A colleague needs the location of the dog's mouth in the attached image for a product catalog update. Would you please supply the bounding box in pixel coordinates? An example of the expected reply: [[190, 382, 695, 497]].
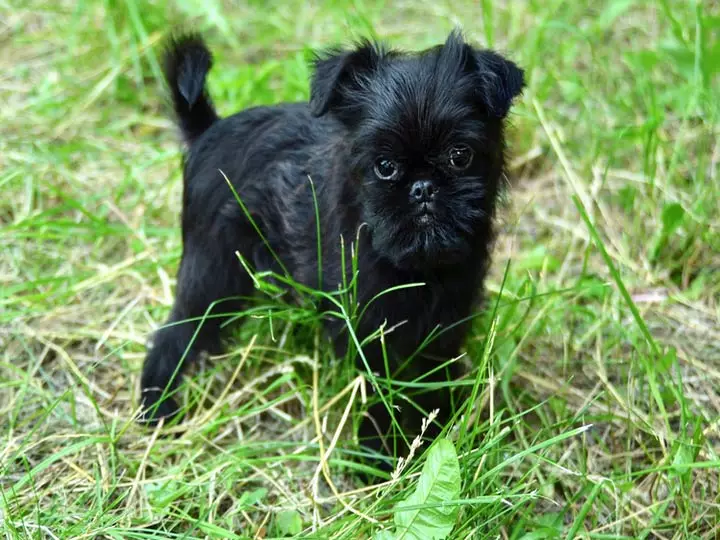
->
[[415, 202, 436, 225], [377, 204, 469, 269]]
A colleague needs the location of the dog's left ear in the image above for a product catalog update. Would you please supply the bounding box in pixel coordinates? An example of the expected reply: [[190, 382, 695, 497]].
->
[[309, 42, 384, 122], [470, 48, 525, 118], [443, 30, 525, 118]]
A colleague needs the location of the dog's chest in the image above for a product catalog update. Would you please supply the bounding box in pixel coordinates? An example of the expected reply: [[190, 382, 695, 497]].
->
[[355, 274, 461, 354]]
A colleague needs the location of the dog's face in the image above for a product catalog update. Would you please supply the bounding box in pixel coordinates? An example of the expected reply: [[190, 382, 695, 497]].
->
[[310, 31, 524, 270]]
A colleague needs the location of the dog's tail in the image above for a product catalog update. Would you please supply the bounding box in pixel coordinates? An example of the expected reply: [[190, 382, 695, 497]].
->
[[162, 34, 219, 145]]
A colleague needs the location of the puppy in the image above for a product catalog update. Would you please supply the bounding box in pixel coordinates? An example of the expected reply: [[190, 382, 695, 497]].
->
[[141, 30, 524, 463]]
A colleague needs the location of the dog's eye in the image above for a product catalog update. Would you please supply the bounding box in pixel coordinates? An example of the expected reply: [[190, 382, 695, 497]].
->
[[374, 158, 399, 180], [448, 144, 474, 171]]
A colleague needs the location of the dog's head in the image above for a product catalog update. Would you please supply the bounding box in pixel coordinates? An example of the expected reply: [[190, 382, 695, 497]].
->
[[310, 30, 524, 270]]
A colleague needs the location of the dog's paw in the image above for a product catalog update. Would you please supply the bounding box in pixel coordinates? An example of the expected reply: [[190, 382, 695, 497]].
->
[[139, 389, 182, 426]]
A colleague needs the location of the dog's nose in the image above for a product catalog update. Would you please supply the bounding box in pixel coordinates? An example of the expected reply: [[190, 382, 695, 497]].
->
[[410, 180, 435, 202]]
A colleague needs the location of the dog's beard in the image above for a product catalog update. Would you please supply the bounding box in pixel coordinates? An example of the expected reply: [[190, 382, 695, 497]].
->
[[377, 221, 469, 268], [365, 177, 491, 270]]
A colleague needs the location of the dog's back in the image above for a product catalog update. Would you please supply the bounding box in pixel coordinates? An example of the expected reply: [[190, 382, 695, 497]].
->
[[162, 35, 342, 252]]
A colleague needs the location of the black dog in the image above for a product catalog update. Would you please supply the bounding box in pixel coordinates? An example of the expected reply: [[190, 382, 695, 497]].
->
[[140, 30, 524, 463]]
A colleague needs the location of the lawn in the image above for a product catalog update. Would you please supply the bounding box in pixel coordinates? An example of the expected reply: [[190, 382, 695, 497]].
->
[[1, 0, 719, 538]]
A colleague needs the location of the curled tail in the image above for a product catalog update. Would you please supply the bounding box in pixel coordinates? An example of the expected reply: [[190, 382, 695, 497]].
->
[[163, 34, 219, 145]]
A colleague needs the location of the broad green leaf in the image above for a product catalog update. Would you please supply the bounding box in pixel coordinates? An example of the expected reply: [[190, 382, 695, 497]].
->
[[617, 185, 637, 212], [652, 202, 686, 261], [670, 442, 696, 477], [661, 202, 685, 236], [393, 439, 461, 540], [373, 531, 396, 540], [238, 487, 267, 508], [274, 509, 303, 537], [657, 347, 677, 374]]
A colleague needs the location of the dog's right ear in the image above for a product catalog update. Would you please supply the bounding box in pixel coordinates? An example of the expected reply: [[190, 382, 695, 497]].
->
[[309, 42, 384, 121]]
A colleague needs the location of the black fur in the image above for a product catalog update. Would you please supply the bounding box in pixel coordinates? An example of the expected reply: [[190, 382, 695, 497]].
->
[[162, 34, 219, 144], [141, 30, 524, 465]]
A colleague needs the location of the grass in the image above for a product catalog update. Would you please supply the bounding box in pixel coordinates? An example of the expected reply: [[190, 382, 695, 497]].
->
[[1, 0, 719, 537]]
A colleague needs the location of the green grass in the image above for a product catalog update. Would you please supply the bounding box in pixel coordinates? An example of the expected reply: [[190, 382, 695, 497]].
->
[[1, 0, 719, 537]]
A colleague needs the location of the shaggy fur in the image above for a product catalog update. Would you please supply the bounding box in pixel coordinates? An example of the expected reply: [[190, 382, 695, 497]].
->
[[140, 30, 524, 465]]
